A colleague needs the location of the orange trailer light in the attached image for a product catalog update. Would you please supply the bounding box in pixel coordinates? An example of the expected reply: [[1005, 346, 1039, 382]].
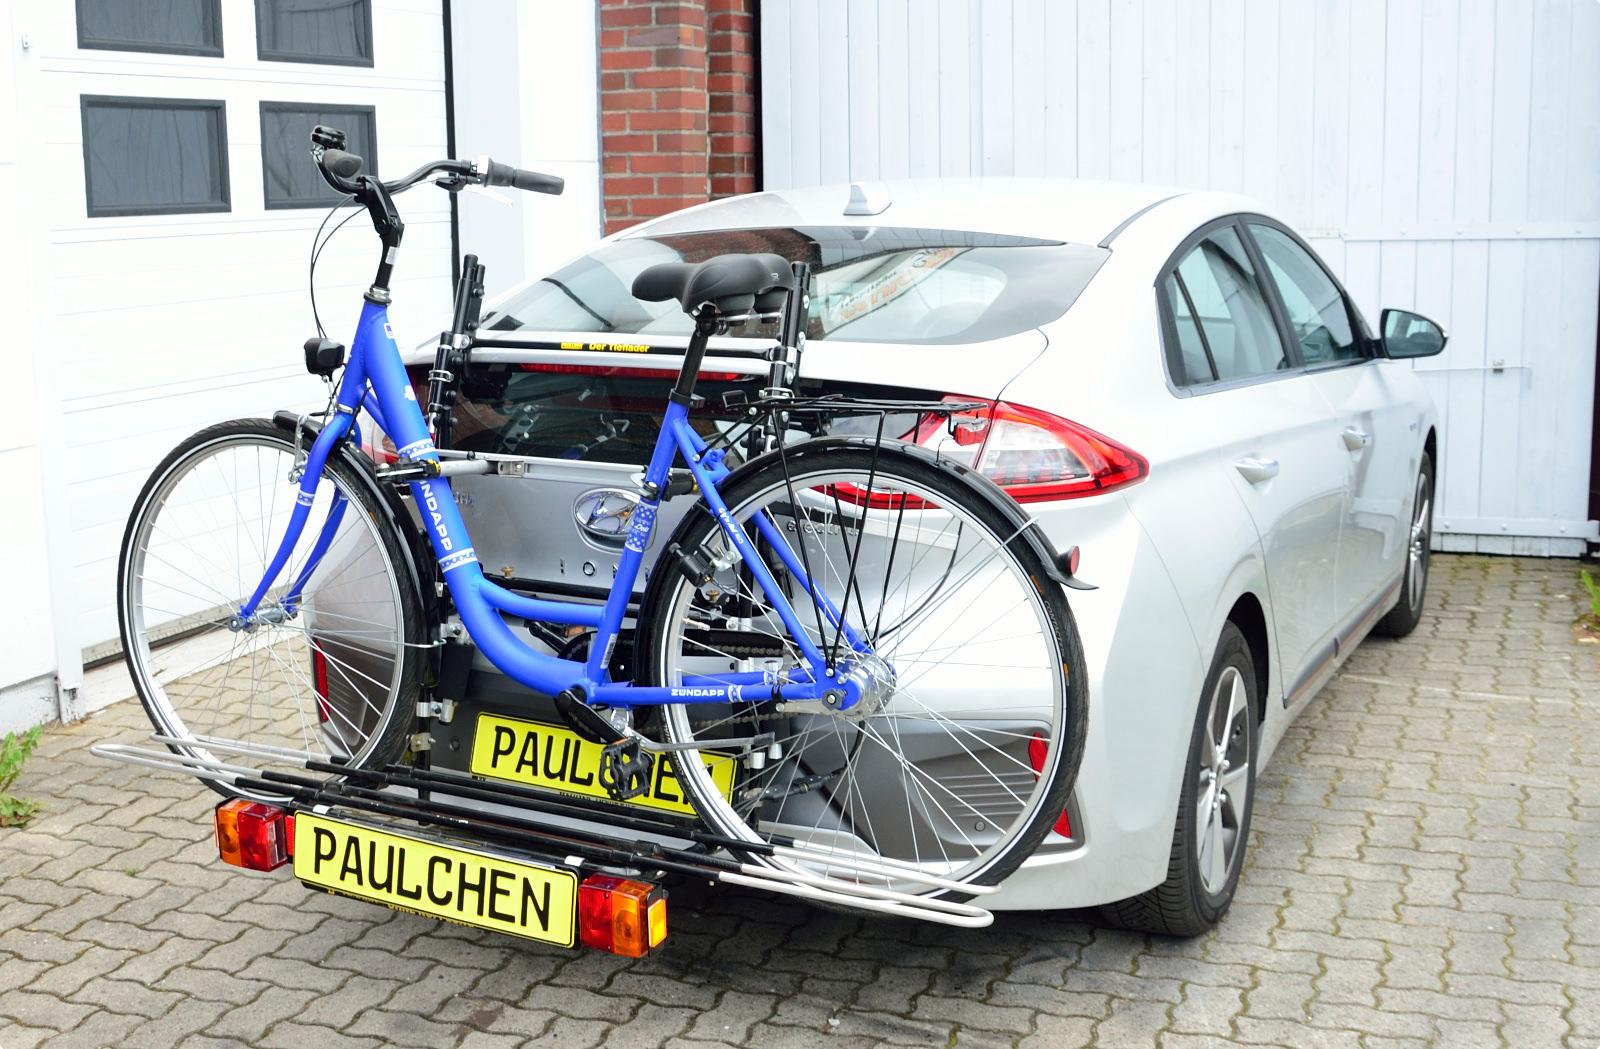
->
[[578, 874, 667, 957], [214, 799, 289, 872]]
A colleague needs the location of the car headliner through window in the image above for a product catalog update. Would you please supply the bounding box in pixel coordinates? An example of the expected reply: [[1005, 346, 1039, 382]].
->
[[483, 226, 1108, 345]]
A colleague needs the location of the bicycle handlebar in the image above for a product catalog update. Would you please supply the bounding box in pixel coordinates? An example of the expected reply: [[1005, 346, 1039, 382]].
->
[[311, 130, 563, 200], [479, 157, 565, 195]]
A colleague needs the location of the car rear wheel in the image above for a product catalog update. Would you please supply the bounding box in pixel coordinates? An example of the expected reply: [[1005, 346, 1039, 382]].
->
[[1101, 621, 1258, 936], [1373, 451, 1433, 639]]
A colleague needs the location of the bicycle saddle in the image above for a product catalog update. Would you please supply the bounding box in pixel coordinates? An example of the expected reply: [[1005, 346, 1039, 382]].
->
[[632, 252, 795, 316]]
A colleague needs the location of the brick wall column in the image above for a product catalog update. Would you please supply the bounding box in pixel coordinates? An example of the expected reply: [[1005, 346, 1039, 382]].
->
[[598, 0, 758, 235], [707, 0, 758, 198]]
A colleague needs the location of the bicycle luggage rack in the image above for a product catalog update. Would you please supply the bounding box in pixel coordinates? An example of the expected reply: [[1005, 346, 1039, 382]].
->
[[91, 735, 996, 928]]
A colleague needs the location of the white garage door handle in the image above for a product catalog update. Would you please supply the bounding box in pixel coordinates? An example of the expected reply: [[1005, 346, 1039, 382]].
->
[[1234, 457, 1280, 484]]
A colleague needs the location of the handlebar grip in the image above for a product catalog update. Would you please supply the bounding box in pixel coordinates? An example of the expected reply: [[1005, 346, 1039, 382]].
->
[[482, 158, 564, 195], [321, 149, 364, 180]]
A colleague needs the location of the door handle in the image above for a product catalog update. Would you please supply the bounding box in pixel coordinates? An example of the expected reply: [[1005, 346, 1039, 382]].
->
[[1341, 427, 1370, 451], [1234, 457, 1280, 484]]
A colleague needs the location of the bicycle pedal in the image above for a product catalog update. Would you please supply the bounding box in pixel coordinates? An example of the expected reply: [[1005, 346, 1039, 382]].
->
[[598, 739, 653, 802]]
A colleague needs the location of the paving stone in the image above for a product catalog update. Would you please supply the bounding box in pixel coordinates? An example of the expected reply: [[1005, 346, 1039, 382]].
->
[[201, 985, 315, 1042], [2, 554, 1594, 1048], [122, 998, 231, 1049], [20, 1008, 144, 1049]]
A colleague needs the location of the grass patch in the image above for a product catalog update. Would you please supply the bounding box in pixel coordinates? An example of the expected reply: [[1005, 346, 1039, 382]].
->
[[0, 726, 43, 828]]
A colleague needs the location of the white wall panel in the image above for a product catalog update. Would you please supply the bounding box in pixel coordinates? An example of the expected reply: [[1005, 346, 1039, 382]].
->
[[760, 0, 1600, 553], [19, 0, 454, 675]]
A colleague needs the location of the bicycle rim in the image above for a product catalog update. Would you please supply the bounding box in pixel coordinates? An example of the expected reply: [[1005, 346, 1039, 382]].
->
[[653, 458, 1069, 891], [120, 429, 411, 797]]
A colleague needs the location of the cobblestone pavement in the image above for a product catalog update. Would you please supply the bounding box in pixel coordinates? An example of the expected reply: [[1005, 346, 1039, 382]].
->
[[2, 554, 1596, 1049]]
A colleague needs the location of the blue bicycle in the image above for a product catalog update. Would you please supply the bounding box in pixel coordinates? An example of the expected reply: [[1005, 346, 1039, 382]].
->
[[116, 128, 1088, 891]]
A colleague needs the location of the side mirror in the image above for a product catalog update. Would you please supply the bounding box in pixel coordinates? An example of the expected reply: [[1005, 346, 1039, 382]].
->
[[1379, 308, 1447, 359]]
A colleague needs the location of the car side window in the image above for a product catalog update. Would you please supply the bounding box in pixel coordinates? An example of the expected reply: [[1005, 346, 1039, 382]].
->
[[1164, 226, 1289, 386], [1160, 276, 1215, 386], [1248, 224, 1361, 365]]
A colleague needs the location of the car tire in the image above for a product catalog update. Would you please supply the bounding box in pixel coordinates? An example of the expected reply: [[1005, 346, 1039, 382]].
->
[[1100, 622, 1259, 937], [1373, 451, 1434, 639]]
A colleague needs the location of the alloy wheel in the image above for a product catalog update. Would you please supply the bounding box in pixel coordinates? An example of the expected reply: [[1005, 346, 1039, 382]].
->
[[1196, 666, 1251, 895]]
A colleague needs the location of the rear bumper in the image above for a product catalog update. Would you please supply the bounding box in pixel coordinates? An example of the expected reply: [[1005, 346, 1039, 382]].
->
[[425, 492, 1206, 913], [986, 496, 1205, 910]]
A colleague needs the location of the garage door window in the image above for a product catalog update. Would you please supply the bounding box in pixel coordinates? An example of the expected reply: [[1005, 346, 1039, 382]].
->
[[1248, 224, 1362, 366], [76, 0, 223, 57], [81, 96, 230, 217], [256, 0, 374, 66], [261, 103, 376, 209], [1165, 228, 1289, 385]]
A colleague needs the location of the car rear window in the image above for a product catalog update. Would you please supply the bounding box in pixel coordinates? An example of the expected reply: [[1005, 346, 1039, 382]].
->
[[482, 226, 1108, 346], [419, 363, 932, 467]]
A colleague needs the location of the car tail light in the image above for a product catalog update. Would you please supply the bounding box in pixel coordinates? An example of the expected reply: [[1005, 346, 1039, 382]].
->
[[1027, 734, 1073, 839], [914, 396, 1147, 503], [215, 799, 289, 871], [311, 648, 331, 724], [578, 874, 668, 956]]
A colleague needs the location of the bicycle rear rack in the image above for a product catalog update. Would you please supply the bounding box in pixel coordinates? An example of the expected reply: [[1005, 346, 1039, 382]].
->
[[91, 735, 995, 928]]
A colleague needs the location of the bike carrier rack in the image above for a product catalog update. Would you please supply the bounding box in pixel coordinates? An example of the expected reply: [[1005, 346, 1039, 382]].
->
[[92, 735, 995, 928]]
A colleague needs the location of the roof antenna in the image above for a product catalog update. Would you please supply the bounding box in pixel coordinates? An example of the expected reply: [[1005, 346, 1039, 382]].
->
[[844, 182, 891, 216]]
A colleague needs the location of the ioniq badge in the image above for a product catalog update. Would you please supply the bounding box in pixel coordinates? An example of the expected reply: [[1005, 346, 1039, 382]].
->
[[573, 487, 639, 542]]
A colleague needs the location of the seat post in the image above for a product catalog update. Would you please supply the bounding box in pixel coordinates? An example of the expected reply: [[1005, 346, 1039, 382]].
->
[[670, 308, 719, 406]]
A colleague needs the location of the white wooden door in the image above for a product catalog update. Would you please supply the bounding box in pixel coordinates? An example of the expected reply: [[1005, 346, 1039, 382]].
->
[[760, 0, 1600, 554], [26, 0, 453, 663]]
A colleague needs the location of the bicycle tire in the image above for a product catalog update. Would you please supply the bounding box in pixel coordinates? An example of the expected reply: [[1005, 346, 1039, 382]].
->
[[636, 439, 1088, 894], [117, 418, 426, 802]]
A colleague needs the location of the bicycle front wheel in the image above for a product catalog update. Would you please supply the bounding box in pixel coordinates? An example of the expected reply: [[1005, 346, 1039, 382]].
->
[[638, 441, 1088, 894], [117, 419, 425, 801]]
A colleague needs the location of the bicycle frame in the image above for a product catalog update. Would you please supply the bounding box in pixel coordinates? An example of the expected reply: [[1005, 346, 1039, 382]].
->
[[239, 298, 872, 710]]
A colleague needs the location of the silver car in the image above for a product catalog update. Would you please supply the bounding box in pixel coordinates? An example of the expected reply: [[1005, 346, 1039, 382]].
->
[[325, 178, 1442, 934]]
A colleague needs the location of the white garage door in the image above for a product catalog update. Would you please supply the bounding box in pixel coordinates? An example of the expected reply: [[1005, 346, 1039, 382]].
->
[[27, 0, 454, 660], [760, 0, 1600, 555]]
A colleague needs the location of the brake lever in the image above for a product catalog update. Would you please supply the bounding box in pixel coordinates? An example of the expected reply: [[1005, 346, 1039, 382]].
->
[[458, 182, 515, 208]]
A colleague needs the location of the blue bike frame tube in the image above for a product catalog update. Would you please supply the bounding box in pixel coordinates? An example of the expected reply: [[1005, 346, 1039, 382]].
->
[[250, 299, 862, 709], [667, 412, 831, 668], [238, 407, 354, 617], [679, 426, 866, 655], [280, 492, 348, 614]]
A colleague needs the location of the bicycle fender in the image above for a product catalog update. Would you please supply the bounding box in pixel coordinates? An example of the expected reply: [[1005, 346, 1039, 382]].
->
[[271, 411, 434, 613]]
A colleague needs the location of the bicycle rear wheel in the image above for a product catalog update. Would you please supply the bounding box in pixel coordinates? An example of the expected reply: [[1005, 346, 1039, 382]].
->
[[117, 419, 425, 801], [638, 440, 1088, 894]]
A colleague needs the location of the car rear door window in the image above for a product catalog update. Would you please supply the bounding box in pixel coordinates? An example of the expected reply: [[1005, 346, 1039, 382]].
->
[[1248, 224, 1361, 365], [1160, 276, 1216, 386], [1166, 227, 1288, 384]]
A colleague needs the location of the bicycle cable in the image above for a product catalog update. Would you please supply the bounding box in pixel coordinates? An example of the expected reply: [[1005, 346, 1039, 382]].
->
[[308, 193, 359, 340]]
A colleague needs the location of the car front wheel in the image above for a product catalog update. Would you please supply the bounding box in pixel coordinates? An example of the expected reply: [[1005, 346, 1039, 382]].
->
[[1101, 622, 1259, 936], [1373, 451, 1433, 638]]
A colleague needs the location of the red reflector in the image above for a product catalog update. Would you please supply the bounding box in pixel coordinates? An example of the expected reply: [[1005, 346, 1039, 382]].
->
[[519, 362, 746, 382], [214, 799, 289, 871], [578, 874, 667, 956], [1027, 733, 1074, 839], [311, 648, 330, 723]]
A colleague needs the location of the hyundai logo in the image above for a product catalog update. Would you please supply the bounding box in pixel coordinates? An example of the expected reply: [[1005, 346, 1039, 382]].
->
[[573, 487, 640, 542]]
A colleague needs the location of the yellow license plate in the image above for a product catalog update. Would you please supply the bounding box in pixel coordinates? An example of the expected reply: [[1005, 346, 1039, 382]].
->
[[293, 811, 577, 947], [470, 712, 738, 818]]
